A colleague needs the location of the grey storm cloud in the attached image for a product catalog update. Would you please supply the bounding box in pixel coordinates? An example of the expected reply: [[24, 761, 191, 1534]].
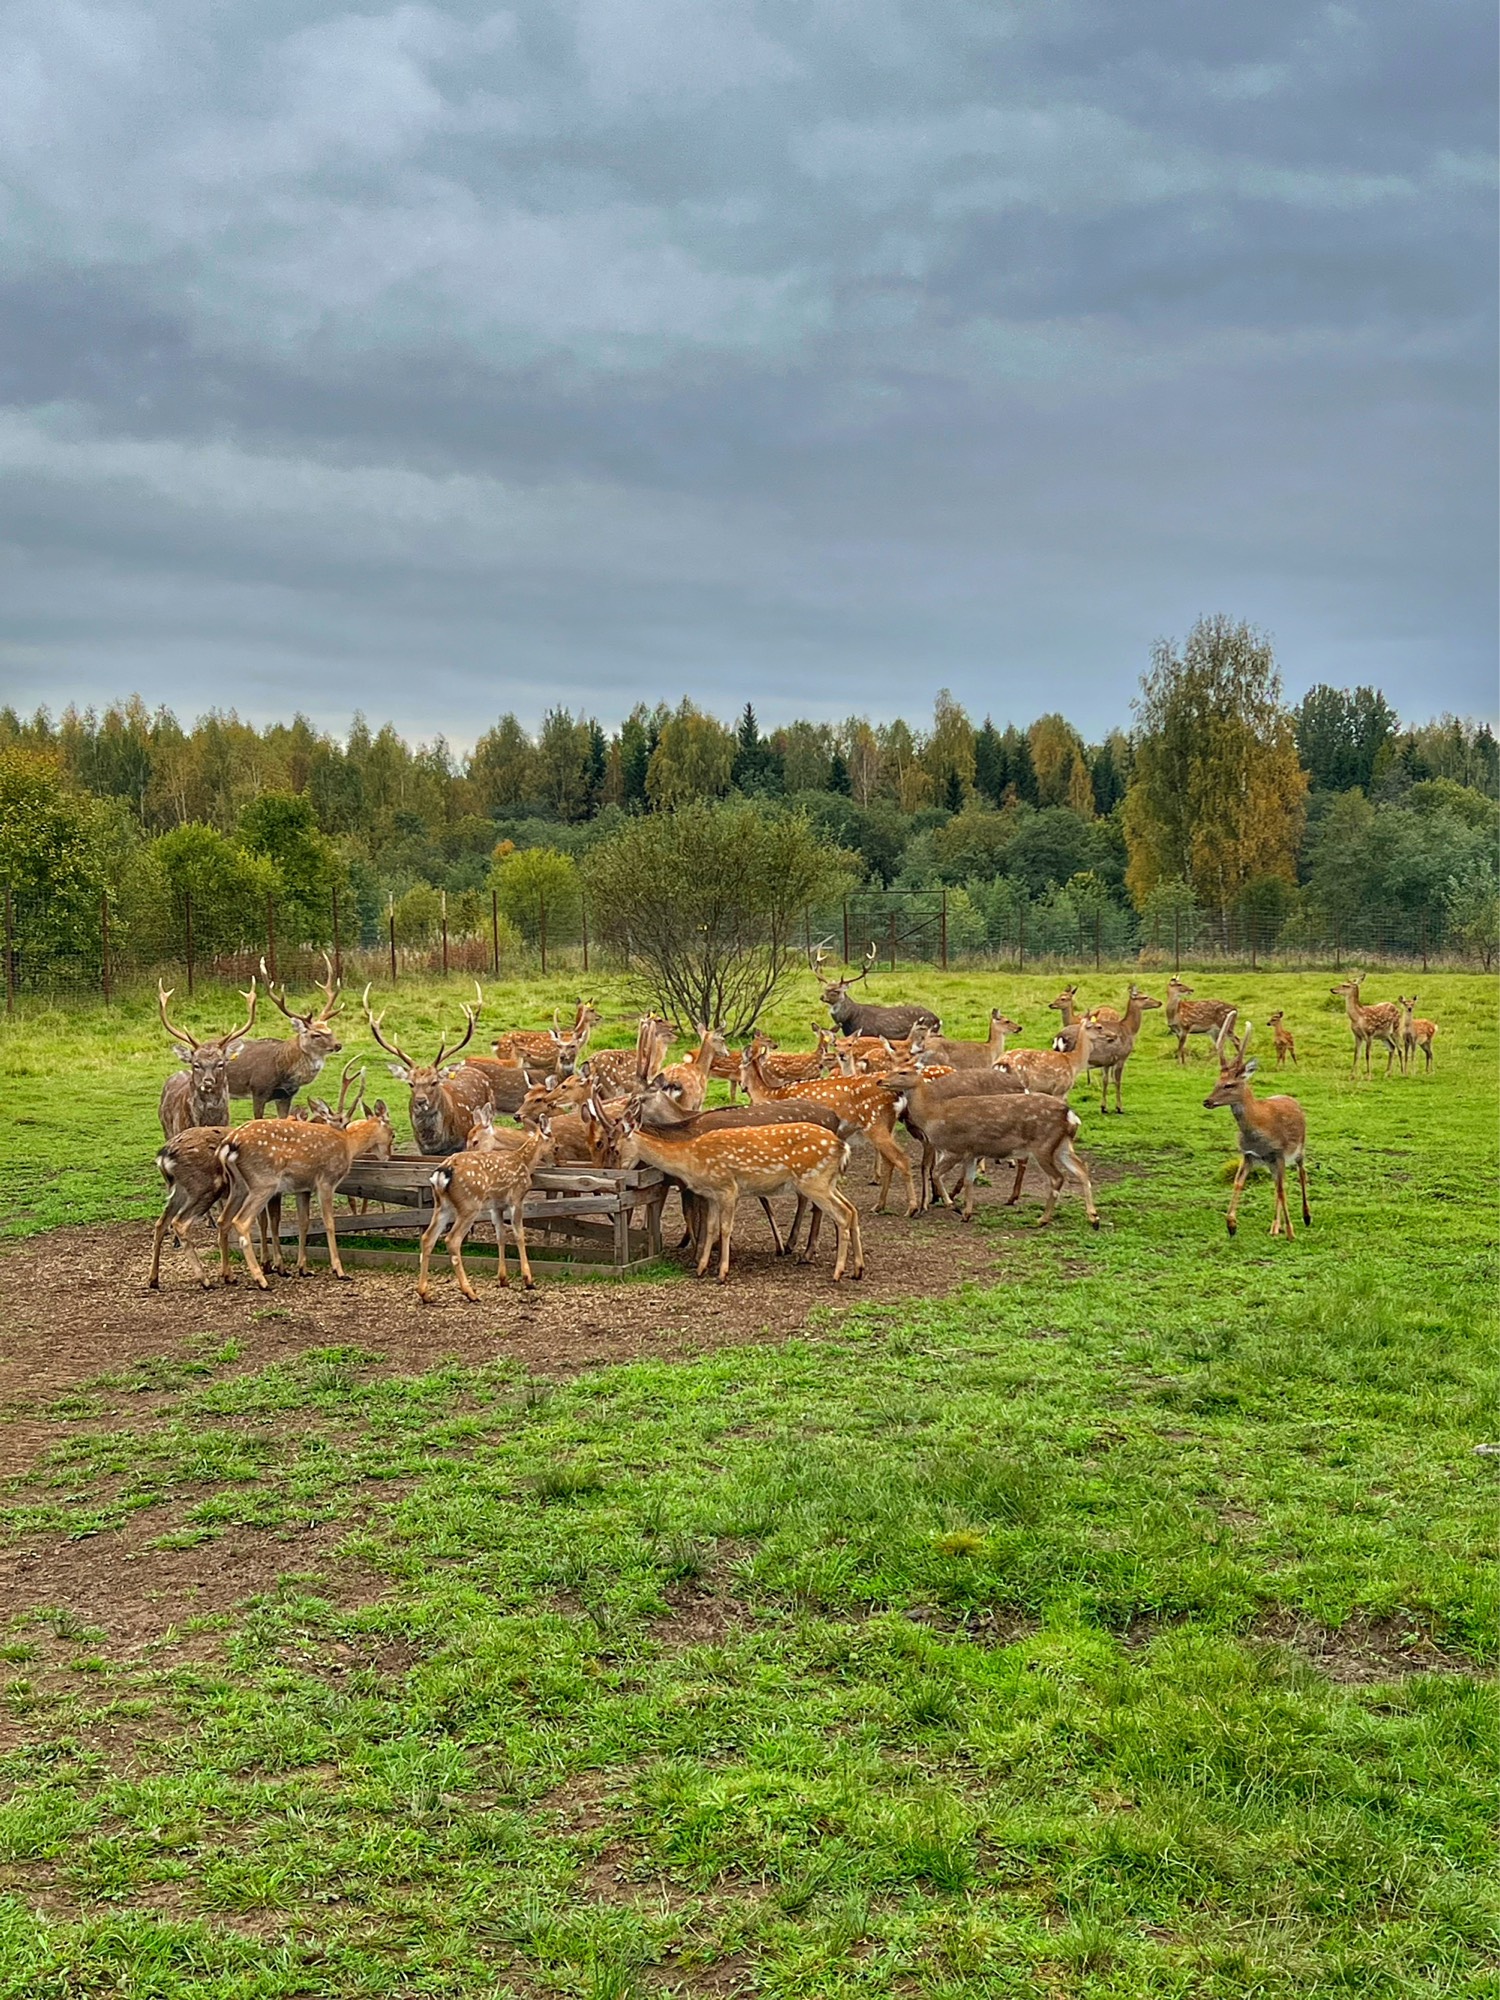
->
[[0, 0, 1493, 741]]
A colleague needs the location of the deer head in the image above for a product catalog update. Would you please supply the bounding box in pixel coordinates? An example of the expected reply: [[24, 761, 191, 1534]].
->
[[261, 953, 344, 1061], [159, 979, 258, 1117]]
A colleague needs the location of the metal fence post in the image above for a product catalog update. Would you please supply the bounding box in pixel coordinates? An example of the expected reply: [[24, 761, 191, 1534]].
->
[[1017, 903, 1025, 973], [1334, 917, 1341, 972], [4, 882, 14, 1016], [441, 891, 450, 977], [1173, 908, 1180, 974], [940, 889, 948, 971], [581, 898, 589, 975], [1421, 907, 1428, 972], [1094, 909, 1101, 972], [539, 895, 548, 976], [886, 907, 897, 972], [842, 901, 850, 965], [491, 890, 500, 976], [100, 893, 112, 1004], [266, 896, 278, 983], [331, 886, 342, 984], [388, 904, 397, 983], [185, 890, 195, 995]]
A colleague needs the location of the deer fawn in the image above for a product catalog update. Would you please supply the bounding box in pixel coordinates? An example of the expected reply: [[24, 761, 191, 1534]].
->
[[417, 1121, 557, 1301], [619, 1113, 863, 1283], [217, 1102, 394, 1287], [1331, 976, 1403, 1077], [1397, 996, 1437, 1073], [1164, 977, 1238, 1065], [225, 955, 343, 1116], [156, 981, 258, 1138], [1266, 1010, 1297, 1067], [1204, 1023, 1310, 1240]]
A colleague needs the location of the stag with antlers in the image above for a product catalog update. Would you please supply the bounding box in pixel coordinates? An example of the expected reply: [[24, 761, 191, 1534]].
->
[[156, 980, 258, 1139], [811, 940, 940, 1042], [362, 985, 496, 1154], [225, 954, 343, 1116], [1204, 1022, 1311, 1240]]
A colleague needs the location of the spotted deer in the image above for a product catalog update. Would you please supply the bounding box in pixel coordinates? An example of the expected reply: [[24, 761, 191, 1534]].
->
[[490, 1000, 601, 1073], [1331, 976, 1403, 1078], [1048, 982, 1121, 1027], [156, 980, 258, 1139], [909, 1011, 1021, 1070], [660, 1024, 731, 1114], [1164, 977, 1238, 1066], [216, 1102, 395, 1287], [417, 1121, 558, 1301], [1068, 986, 1162, 1114], [995, 1015, 1098, 1099], [1204, 1022, 1310, 1239], [618, 1113, 863, 1283], [873, 1063, 1027, 1209], [738, 1044, 916, 1215], [878, 1070, 1098, 1226]]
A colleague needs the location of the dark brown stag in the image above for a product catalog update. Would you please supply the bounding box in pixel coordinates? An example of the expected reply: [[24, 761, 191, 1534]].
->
[[812, 941, 940, 1041], [363, 986, 495, 1154], [226, 955, 344, 1115]]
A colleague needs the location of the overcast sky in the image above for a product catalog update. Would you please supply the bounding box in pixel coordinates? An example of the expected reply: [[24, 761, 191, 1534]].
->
[[0, 0, 1494, 746]]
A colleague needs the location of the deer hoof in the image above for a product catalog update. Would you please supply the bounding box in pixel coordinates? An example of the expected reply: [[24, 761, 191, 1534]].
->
[[1226, 1218, 1237, 1237]]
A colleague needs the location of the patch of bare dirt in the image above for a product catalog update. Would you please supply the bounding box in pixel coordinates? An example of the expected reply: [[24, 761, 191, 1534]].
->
[[0, 1507, 384, 1656], [649, 1584, 757, 1650], [1249, 1610, 1486, 1684], [0, 1163, 1122, 1407]]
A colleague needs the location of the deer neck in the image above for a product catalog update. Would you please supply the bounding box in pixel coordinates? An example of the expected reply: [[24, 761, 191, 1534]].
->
[[1055, 995, 1076, 1026], [1121, 993, 1144, 1033]]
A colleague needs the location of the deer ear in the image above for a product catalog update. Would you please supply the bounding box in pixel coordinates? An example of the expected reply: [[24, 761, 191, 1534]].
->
[[387, 1063, 408, 1079], [223, 1038, 247, 1059], [1243, 1058, 1259, 1076]]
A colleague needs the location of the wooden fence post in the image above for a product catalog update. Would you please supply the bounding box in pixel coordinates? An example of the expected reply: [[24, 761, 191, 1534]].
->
[[331, 886, 342, 984], [185, 890, 195, 995], [4, 882, 14, 1016], [100, 893, 112, 1004], [491, 890, 500, 976]]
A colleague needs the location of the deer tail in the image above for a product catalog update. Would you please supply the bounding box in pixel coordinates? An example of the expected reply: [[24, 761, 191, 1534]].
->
[[430, 1165, 454, 1195]]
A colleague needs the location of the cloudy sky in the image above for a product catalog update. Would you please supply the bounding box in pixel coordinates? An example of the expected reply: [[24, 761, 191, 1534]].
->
[[0, 0, 1494, 744]]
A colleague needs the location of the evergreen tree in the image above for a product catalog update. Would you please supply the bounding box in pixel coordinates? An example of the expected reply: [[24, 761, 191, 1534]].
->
[[973, 719, 1006, 805], [828, 749, 852, 796]]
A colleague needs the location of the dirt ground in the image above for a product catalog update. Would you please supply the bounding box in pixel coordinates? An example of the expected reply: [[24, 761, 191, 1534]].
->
[[0, 1163, 1115, 1408]]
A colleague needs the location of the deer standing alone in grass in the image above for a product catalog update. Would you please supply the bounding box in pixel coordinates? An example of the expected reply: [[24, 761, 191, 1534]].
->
[[1164, 977, 1238, 1065], [416, 1121, 558, 1301], [216, 1102, 395, 1287], [1266, 1010, 1297, 1067], [156, 981, 258, 1138], [813, 940, 940, 1040], [225, 956, 343, 1116], [1330, 976, 1403, 1078], [618, 1113, 863, 1283], [1397, 996, 1437, 1074], [1203, 1022, 1310, 1239]]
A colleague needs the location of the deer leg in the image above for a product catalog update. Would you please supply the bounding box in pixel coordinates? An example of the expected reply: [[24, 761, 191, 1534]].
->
[[715, 1194, 737, 1283], [448, 1209, 480, 1301], [759, 1195, 788, 1255], [295, 1191, 312, 1276], [512, 1200, 538, 1290], [1056, 1140, 1099, 1228], [261, 1195, 286, 1276], [870, 1121, 915, 1215], [1005, 1158, 1026, 1206], [148, 1199, 177, 1289], [803, 1174, 854, 1279], [231, 1195, 270, 1290], [1225, 1158, 1250, 1237], [1384, 1038, 1396, 1077], [416, 1199, 452, 1302], [317, 1180, 346, 1279], [1270, 1162, 1288, 1237], [693, 1194, 718, 1278], [1298, 1159, 1312, 1227], [796, 1201, 824, 1264], [1034, 1157, 1063, 1226]]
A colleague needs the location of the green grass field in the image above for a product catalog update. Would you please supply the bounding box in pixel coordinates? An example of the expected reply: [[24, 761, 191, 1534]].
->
[[1, 967, 1497, 1997]]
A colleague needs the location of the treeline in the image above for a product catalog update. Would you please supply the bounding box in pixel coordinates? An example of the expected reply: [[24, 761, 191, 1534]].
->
[[0, 616, 1496, 970]]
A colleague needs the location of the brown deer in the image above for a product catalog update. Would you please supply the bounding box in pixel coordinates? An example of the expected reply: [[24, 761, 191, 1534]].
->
[[1070, 986, 1162, 1114], [873, 1064, 1026, 1209], [909, 1011, 1021, 1070], [619, 1114, 863, 1283], [1204, 1023, 1310, 1238], [1164, 977, 1238, 1065], [581, 1015, 673, 1097], [1330, 976, 1403, 1077], [226, 955, 344, 1115], [739, 1044, 916, 1215], [1048, 982, 1121, 1027], [156, 980, 258, 1138], [812, 940, 941, 1040], [745, 1029, 839, 1087], [1266, 1010, 1298, 1067], [216, 1101, 394, 1287], [660, 1024, 730, 1113], [416, 1121, 558, 1302], [995, 1015, 1097, 1099], [363, 987, 496, 1153], [634, 1076, 846, 1258], [880, 1072, 1098, 1226], [832, 1032, 917, 1075], [490, 1000, 601, 1073], [1397, 996, 1438, 1073]]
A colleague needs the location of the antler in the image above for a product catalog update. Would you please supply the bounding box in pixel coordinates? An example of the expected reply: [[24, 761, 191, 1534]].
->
[[260, 958, 303, 1023], [808, 937, 832, 974], [220, 978, 258, 1048], [434, 1001, 477, 1069], [361, 983, 414, 1069], [847, 941, 877, 986], [335, 1057, 365, 1119], [314, 950, 343, 1022], [157, 981, 199, 1050]]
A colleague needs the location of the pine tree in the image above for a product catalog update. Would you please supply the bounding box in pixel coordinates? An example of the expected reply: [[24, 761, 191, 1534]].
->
[[973, 719, 1006, 806]]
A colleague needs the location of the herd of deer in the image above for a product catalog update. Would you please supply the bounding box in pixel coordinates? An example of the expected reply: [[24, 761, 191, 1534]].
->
[[145, 943, 1440, 1296]]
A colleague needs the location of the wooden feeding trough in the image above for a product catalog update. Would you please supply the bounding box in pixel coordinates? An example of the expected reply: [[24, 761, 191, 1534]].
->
[[280, 1152, 672, 1278]]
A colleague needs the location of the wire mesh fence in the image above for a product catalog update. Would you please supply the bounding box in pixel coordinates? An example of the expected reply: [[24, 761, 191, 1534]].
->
[[3, 876, 1489, 1015]]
